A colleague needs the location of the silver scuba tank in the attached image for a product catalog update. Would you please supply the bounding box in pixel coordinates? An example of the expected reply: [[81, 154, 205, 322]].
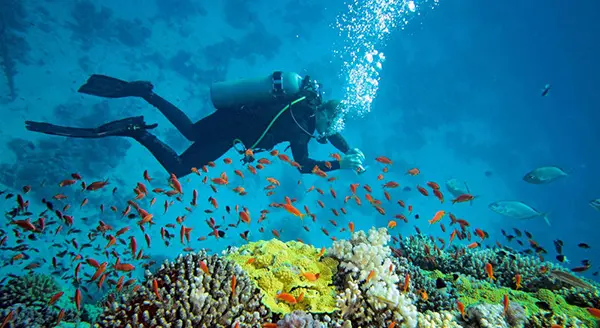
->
[[210, 71, 304, 110]]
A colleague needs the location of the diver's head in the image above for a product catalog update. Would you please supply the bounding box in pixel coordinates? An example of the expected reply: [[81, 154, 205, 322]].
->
[[315, 99, 343, 137]]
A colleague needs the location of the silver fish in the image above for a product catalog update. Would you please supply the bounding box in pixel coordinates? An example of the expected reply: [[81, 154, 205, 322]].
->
[[523, 166, 567, 184], [488, 201, 550, 226], [445, 179, 470, 198], [550, 270, 594, 291], [590, 199, 600, 212]]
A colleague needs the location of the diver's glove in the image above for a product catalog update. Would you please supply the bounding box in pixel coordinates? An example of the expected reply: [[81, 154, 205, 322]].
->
[[340, 148, 366, 172]]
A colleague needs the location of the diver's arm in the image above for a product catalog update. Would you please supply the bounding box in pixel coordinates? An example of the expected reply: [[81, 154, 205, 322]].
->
[[327, 133, 351, 154], [291, 141, 341, 173]]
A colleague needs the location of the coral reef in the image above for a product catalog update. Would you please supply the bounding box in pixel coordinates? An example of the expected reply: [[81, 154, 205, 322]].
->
[[394, 233, 600, 327], [277, 310, 324, 328], [462, 303, 525, 328], [96, 250, 271, 327], [329, 227, 418, 327], [397, 234, 561, 293], [0, 273, 77, 327], [417, 310, 461, 328], [0, 273, 61, 306], [6, 225, 592, 328], [226, 239, 339, 315]]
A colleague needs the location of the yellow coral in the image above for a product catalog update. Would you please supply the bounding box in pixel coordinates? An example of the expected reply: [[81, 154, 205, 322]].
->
[[227, 239, 339, 314]]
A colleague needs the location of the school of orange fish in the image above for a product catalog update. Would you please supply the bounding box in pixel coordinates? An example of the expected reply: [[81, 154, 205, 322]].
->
[[1, 151, 600, 327]]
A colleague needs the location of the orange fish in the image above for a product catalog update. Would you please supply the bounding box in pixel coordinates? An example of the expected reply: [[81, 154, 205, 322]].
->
[[74, 288, 81, 311], [231, 275, 237, 296], [387, 220, 397, 229], [428, 210, 445, 225], [416, 186, 429, 196], [514, 274, 522, 290], [587, 307, 600, 318], [275, 293, 297, 304], [375, 156, 392, 165], [59, 179, 77, 187], [48, 291, 64, 305], [406, 168, 420, 176], [485, 263, 496, 281], [366, 270, 375, 282], [153, 279, 161, 300], [503, 294, 509, 315], [239, 211, 251, 224], [467, 242, 479, 249], [456, 300, 466, 319], [452, 194, 476, 204], [330, 153, 342, 161], [403, 273, 410, 292], [282, 203, 304, 219], [301, 272, 320, 281], [199, 260, 210, 275], [383, 181, 399, 188], [86, 179, 109, 191], [426, 181, 440, 189]]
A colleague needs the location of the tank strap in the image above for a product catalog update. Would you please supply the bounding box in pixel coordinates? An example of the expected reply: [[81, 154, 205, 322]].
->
[[233, 96, 307, 157]]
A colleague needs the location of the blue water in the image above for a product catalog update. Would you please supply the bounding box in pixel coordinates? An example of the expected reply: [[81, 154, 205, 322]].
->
[[0, 0, 599, 320]]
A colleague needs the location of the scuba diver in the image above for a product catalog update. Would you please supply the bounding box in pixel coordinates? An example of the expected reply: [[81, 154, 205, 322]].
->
[[25, 72, 366, 177]]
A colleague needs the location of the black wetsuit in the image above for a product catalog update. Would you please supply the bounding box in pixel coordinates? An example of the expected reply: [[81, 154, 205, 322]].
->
[[128, 92, 350, 177]]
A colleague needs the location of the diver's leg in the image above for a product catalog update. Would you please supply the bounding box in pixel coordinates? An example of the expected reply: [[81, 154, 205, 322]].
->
[[133, 131, 231, 177], [142, 93, 197, 141], [25, 116, 157, 138], [77, 74, 198, 141], [133, 110, 237, 176]]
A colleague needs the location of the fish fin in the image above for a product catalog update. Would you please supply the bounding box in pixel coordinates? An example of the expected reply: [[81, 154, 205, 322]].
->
[[542, 213, 551, 226], [464, 182, 471, 194]]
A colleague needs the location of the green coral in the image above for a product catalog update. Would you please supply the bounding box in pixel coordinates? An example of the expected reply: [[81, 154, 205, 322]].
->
[[226, 239, 338, 315], [0, 273, 61, 306], [455, 276, 597, 327]]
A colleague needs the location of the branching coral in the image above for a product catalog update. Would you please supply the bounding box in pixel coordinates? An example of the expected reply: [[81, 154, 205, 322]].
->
[[97, 251, 270, 327], [277, 310, 324, 328], [0, 273, 77, 327], [0, 273, 61, 307], [329, 227, 418, 328]]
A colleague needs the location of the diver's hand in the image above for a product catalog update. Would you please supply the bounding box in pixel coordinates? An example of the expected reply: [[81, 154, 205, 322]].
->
[[340, 148, 366, 172]]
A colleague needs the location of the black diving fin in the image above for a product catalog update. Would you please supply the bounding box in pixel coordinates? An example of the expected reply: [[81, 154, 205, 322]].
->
[[25, 116, 157, 138], [77, 74, 154, 98]]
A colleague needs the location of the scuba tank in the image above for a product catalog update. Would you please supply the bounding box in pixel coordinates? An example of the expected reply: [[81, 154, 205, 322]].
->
[[210, 71, 309, 110]]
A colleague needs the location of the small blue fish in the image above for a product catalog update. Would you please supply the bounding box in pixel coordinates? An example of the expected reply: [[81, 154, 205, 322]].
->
[[541, 84, 551, 96]]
